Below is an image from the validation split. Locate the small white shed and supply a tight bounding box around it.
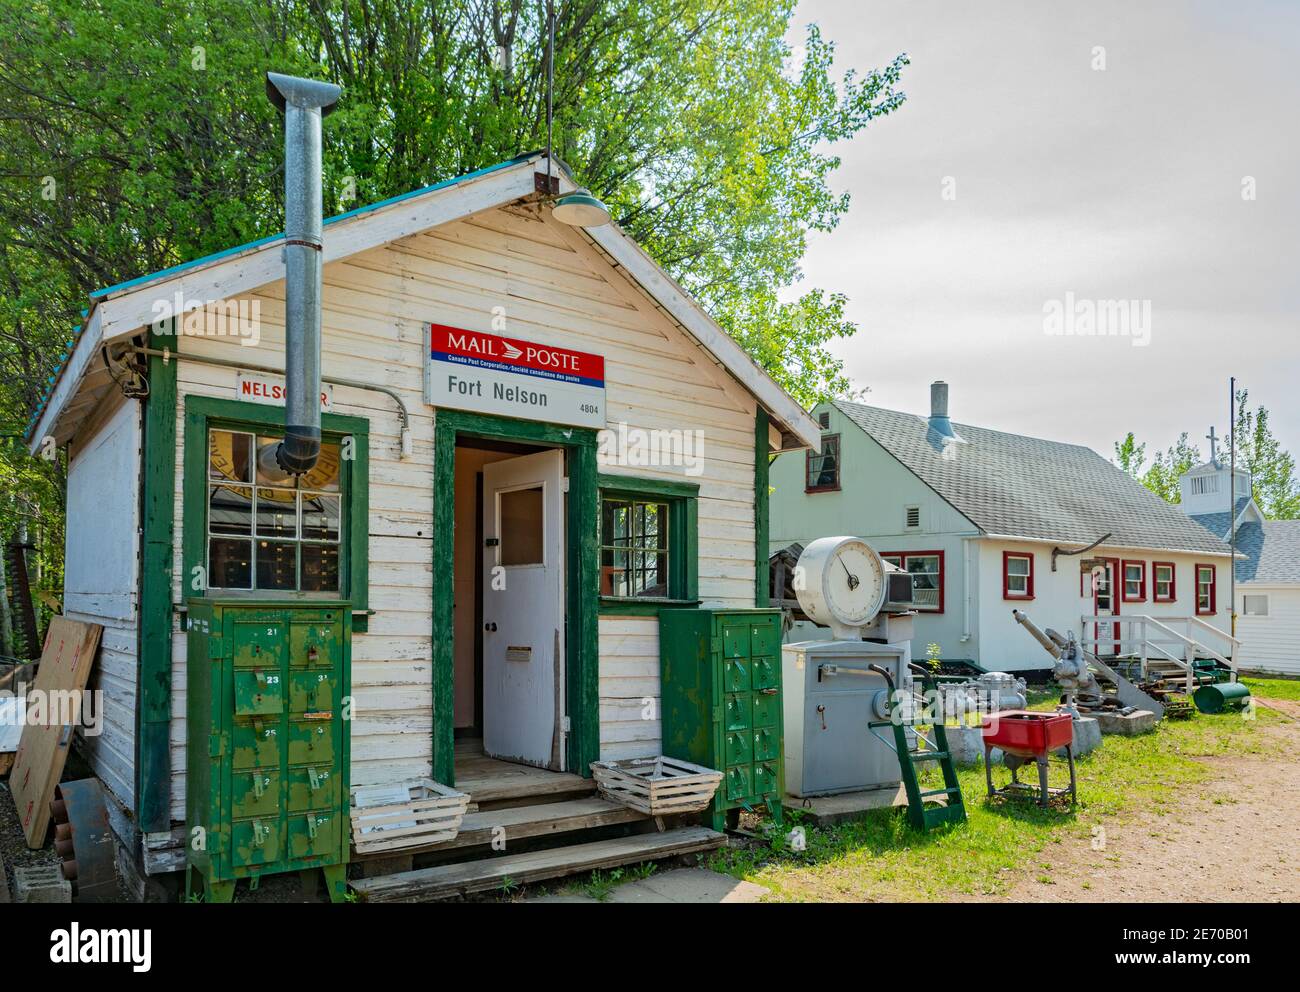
[26,150,819,876]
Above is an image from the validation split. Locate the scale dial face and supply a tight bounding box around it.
[794,536,887,633]
[821,539,885,627]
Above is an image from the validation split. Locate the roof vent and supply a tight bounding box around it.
[927,381,961,441]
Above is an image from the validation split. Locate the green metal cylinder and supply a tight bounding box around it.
[1193,682,1252,714]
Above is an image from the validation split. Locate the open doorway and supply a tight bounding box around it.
[453,438,567,774]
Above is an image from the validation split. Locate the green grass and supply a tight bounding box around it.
[1243,676,1300,701]
[710,700,1284,903]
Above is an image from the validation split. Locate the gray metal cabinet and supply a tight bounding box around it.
[782,639,909,797]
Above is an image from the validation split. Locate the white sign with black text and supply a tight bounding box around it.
[423,323,606,430]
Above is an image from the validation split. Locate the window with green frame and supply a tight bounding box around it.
[182,396,369,611]
[597,475,698,612]
[206,428,344,592]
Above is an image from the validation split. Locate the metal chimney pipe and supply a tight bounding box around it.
[266,71,341,475]
[927,380,960,440]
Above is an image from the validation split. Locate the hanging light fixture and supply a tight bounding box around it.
[542,1,611,228]
[552,188,610,227]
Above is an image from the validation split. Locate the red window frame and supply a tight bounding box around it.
[880,550,945,613]
[1120,559,1146,602]
[1195,564,1217,615]
[1002,551,1035,600]
[1152,561,1176,603]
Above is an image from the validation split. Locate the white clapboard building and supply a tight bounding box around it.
[769,382,1240,675]
[1180,454,1300,676]
[27,149,818,889]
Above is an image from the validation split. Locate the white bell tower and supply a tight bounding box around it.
[1178,426,1252,515]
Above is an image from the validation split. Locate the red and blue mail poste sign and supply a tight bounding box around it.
[424,323,606,429]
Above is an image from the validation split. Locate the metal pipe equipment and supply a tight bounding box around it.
[265,72,342,476]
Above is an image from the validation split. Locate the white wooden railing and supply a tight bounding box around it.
[1079,615,1239,692]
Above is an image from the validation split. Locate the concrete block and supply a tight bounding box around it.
[948,724,987,765]
[1093,709,1158,735]
[529,868,767,904]
[14,864,71,904]
[783,785,906,826]
[1055,716,1102,757]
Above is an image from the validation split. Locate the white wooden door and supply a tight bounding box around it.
[481,449,566,769]
[1093,560,1119,656]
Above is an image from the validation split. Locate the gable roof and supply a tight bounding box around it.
[1185,496,1254,541]
[1208,519,1300,584]
[28,152,820,452]
[834,399,1234,556]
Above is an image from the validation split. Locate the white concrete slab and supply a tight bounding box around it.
[529,867,768,904]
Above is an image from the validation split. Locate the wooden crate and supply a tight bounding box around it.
[590,756,723,816]
[350,779,470,855]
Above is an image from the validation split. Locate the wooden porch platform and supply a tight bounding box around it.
[453,743,596,808]
[349,741,726,899]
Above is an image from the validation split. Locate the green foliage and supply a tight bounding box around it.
[1112,432,1146,478]
[1229,389,1300,519]
[1143,433,1201,504]
[1116,391,1299,518]
[0,0,908,596]
[0,438,64,653]
[581,867,624,901]
[1112,431,1200,503]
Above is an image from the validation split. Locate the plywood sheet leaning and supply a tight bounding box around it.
[8,617,103,848]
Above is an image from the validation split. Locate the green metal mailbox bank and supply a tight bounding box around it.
[659,608,784,832]
[185,599,352,902]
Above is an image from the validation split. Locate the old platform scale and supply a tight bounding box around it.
[782,536,918,797]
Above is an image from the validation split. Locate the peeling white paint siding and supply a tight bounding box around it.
[63,397,142,808]
[161,205,758,816]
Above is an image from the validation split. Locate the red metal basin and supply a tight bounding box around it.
[982,710,1073,758]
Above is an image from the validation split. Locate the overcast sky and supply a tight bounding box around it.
[789,0,1300,464]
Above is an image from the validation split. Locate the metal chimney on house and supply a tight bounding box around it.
[927,380,961,440]
[266,71,342,475]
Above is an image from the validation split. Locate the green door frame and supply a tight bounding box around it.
[432,409,599,785]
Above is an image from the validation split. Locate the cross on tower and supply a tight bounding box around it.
[1206,425,1219,463]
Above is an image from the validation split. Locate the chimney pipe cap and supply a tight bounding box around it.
[266,71,342,116]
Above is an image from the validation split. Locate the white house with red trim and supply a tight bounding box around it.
[1180,456,1300,676]
[769,382,1239,673]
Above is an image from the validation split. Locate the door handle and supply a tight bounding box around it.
[484,622,497,632]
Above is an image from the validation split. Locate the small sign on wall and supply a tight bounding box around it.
[236,371,333,411]
[424,323,606,429]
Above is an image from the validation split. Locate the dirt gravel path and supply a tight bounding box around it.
[1004,712,1300,903]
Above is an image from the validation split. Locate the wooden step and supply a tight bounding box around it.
[450,797,645,850]
[350,825,726,902]
[353,797,648,861]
